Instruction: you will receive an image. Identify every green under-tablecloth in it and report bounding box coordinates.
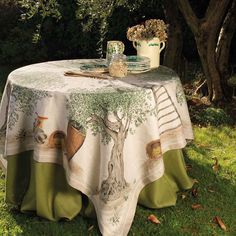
[6,149,193,221]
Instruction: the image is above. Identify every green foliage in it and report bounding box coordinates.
[0,0,17,4]
[7,0,164,59]
[68,88,154,144]
[0,2,48,65]
[18,0,61,43]
[0,24,47,64]
[0,0,99,64]
[0,0,201,65]
[76,0,164,56]
[19,0,61,20]
[0,65,13,84]
[228,74,236,86]
[193,107,234,126]
[76,0,148,24]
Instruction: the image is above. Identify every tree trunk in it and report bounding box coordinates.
[195,31,213,98]
[176,0,232,101]
[100,127,128,203]
[206,30,223,101]
[163,0,185,79]
[216,0,236,97]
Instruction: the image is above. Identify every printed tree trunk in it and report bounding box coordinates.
[99,113,129,203]
[177,0,235,101]
[68,89,153,203]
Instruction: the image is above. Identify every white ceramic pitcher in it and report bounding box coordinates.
[133,37,165,68]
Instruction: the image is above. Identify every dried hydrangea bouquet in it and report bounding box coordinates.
[127,19,168,68]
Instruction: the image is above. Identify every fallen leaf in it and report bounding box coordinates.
[191,188,198,197]
[148,214,161,224]
[181,194,186,199]
[185,164,192,171]
[191,204,202,210]
[198,143,211,148]
[207,187,215,193]
[213,216,227,231]
[212,157,219,173]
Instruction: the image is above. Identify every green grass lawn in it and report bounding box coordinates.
[0,125,235,236]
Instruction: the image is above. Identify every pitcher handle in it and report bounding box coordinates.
[120,42,125,53]
[132,41,137,50]
[159,41,165,52]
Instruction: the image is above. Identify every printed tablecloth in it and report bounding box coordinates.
[0,60,194,236]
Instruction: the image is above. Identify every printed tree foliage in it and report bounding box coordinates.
[67,87,156,202]
[9,86,50,130]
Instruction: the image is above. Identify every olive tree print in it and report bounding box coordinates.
[8,86,50,129]
[67,87,156,203]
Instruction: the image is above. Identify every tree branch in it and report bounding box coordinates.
[104,116,121,132]
[123,111,132,138]
[98,103,120,131]
[113,110,122,121]
[216,0,236,59]
[205,0,218,19]
[176,0,199,34]
[163,0,184,75]
[124,118,131,138]
[89,114,117,141]
[205,0,230,24]
[216,0,236,90]
[194,79,207,96]
[99,103,108,114]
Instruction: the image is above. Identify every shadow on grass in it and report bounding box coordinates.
[7,200,101,236]
[129,153,236,236]
[5,152,235,236]
[186,143,210,156]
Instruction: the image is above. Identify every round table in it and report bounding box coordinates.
[0,60,194,236]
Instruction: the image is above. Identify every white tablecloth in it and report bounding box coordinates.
[0,60,193,236]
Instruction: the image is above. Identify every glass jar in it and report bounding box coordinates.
[108,54,128,78]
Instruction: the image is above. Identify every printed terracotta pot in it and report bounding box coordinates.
[66,123,86,160]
